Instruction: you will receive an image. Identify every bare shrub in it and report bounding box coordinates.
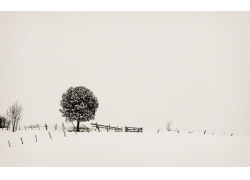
[166,121,173,131]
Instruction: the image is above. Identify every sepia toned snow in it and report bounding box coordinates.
[1,127,250,166]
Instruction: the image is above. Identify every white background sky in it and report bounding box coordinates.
[1,12,250,135]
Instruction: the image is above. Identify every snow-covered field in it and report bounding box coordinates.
[1,127,250,166]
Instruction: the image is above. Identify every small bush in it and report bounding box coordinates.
[166,121,173,131]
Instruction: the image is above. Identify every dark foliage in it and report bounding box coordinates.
[0,115,7,128]
[59,86,99,132]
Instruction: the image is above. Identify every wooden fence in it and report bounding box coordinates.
[90,123,123,132]
[125,127,143,133]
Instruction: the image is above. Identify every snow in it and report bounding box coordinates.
[1,127,250,166]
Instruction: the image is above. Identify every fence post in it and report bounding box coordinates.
[20,138,23,145]
[204,130,206,135]
[71,122,77,135]
[37,124,40,130]
[8,140,11,147]
[35,135,37,142]
[30,125,33,130]
[24,126,26,130]
[157,129,160,133]
[63,131,66,137]
[97,124,100,132]
[48,132,52,139]
[45,123,48,130]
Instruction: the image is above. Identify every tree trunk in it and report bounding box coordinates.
[76,120,80,132]
[15,122,18,131]
[12,121,16,132]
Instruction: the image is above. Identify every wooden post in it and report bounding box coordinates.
[63,131,66,137]
[71,122,77,135]
[106,125,109,132]
[45,123,48,130]
[20,138,23,144]
[35,135,37,142]
[231,133,233,136]
[24,126,26,130]
[97,124,100,132]
[30,125,33,130]
[48,132,52,139]
[37,124,40,130]
[19,126,20,131]
[157,129,160,133]
[8,140,11,147]
[204,130,206,135]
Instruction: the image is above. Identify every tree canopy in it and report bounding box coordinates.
[59,86,99,131]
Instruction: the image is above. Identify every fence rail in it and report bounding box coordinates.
[90,123,123,132]
[125,127,143,133]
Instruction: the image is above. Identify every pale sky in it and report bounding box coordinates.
[0,12,250,135]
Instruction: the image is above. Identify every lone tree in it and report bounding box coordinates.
[59,86,99,132]
[6,101,23,132]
